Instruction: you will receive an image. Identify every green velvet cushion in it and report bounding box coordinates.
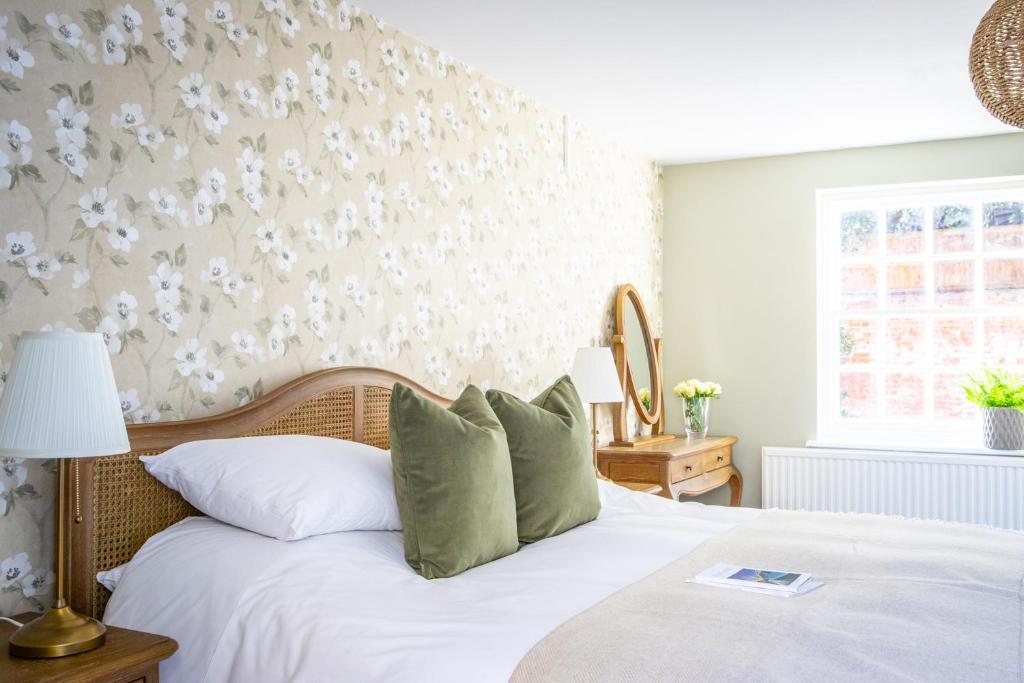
[486,376,601,543]
[389,382,519,579]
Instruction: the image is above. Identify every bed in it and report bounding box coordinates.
[68,367,1024,682]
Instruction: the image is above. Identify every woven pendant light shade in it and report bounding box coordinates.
[971,0,1024,128]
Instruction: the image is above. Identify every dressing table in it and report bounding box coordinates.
[598,284,742,505]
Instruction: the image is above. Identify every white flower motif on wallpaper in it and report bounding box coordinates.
[0,457,36,518]
[0,0,661,615]
[2,551,54,609]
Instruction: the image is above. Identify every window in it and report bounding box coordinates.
[817,176,1024,445]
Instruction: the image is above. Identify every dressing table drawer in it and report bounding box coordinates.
[670,454,704,483]
[606,461,661,484]
[702,447,731,472]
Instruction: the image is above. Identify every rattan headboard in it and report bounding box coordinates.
[65,366,450,620]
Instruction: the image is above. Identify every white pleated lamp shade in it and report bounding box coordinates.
[571,347,624,404]
[0,331,130,459]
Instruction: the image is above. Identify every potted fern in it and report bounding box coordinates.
[962,369,1024,451]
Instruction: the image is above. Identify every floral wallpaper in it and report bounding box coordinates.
[0,1,662,615]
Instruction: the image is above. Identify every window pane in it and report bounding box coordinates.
[933,317,975,366]
[839,319,878,365]
[934,372,976,421]
[885,372,925,418]
[934,260,974,308]
[886,317,926,365]
[841,264,878,309]
[983,258,1024,306]
[984,317,1024,366]
[983,201,1024,251]
[934,205,974,253]
[886,207,925,255]
[840,371,877,419]
[886,263,925,308]
[840,210,878,257]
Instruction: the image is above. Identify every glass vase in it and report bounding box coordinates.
[683,397,711,438]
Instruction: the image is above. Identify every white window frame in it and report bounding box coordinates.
[817,175,1024,447]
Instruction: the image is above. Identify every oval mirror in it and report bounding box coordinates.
[624,303,651,403]
[614,284,661,427]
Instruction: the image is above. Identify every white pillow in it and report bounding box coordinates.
[96,563,127,592]
[141,435,401,540]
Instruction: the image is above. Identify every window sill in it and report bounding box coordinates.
[806,439,1024,458]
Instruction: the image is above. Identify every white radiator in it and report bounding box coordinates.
[762,447,1024,531]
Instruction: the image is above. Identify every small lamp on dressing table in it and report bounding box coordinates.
[571,347,624,476]
[0,331,130,658]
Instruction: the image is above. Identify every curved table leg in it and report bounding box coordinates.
[659,472,675,500]
[728,467,743,506]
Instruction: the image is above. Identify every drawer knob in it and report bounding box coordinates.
[685,465,693,472]
[717,455,724,462]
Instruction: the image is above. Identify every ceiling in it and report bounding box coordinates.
[355,0,1016,164]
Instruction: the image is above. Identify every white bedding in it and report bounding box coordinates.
[104,482,760,683]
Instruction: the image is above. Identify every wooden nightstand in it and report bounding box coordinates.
[0,614,177,683]
[598,435,743,505]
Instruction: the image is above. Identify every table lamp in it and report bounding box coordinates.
[0,331,130,658]
[571,347,624,474]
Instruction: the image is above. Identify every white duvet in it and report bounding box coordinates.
[105,482,760,683]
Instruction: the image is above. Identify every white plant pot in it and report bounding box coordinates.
[982,407,1024,451]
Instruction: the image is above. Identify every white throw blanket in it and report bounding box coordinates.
[512,511,1024,682]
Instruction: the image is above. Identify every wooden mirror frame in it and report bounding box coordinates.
[611,284,674,446]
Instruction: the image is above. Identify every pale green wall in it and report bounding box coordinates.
[662,133,1024,507]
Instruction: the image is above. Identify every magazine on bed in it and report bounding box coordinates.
[692,563,822,597]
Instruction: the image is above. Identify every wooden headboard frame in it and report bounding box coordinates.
[64,366,450,620]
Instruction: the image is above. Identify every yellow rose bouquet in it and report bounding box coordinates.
[672,378,721,438]
[638,387,651,411]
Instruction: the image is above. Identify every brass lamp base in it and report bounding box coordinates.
[8,604,106,658]
[590,404,612,482]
